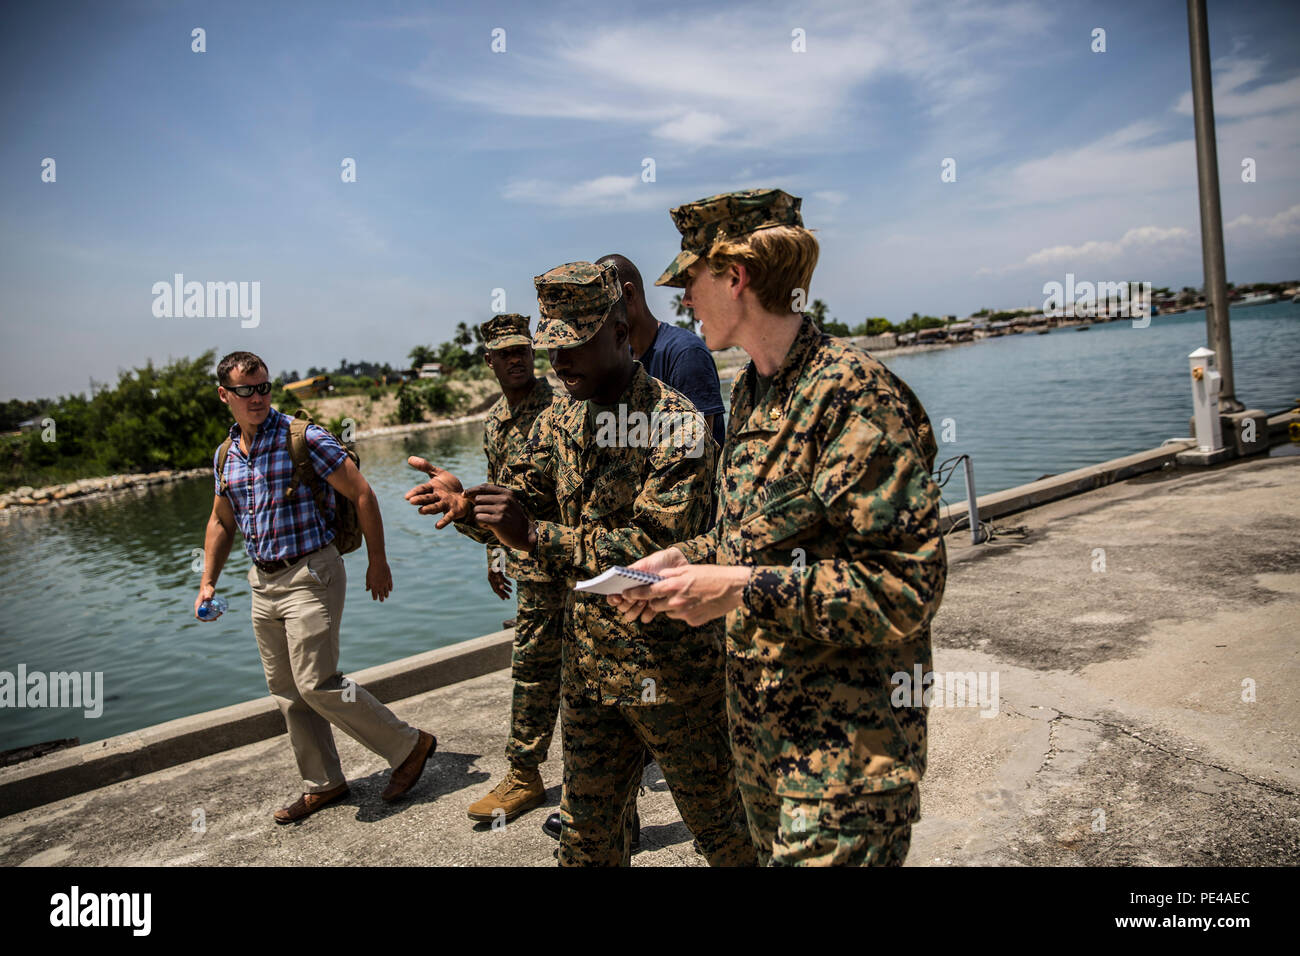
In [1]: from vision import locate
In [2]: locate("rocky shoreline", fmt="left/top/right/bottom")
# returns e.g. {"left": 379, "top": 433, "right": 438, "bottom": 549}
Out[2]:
{"left": 0, "top": 409, "right": 495, "bottom": 517}
{"left": 348, "top": 408, "right": 491, "bottom": 443}
{"left": 0, "top": 469, "right": 211, "bottom": 515}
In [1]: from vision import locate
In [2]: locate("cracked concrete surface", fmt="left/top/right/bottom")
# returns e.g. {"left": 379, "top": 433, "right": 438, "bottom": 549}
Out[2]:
{"left": 0, "top": 456, "right": 1296, "bottom": 866}
{"left": 916, "top": 455, "right": 1300, "bottom": 866}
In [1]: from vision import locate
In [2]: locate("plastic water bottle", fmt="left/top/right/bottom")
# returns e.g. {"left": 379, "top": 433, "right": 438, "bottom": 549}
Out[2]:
{"left": 197, "top": 596, "right": 229, "bottom": 621}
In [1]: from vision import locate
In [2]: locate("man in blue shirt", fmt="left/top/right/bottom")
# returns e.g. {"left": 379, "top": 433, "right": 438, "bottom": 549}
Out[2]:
{"left": 597, "top": 254, "right": 726, "bottom": 447}
{"left": 196, "top": 350, "right": 436, "bottom": 824}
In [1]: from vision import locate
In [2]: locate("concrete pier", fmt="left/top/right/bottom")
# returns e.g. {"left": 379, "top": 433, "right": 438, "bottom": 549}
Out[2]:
{"left": 1, "top": 452, "right": 1296, "bottom": 866}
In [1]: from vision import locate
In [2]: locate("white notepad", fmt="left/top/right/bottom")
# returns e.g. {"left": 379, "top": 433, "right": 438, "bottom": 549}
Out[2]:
{"left": 574, "top": 566, "right": 665, "bottom": 595}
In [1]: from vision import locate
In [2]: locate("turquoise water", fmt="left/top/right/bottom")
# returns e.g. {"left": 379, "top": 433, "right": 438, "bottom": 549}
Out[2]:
{"left": 875, "top": 304, "right": 1299, "bottom": 501}
{"left": 0, "top": 303, "right": 1296, "bottom": 750}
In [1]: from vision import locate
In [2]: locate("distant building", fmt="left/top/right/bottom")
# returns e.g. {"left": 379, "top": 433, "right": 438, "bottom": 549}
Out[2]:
{"left": 418, "top": 363, "right": 443, "bottom": 379}
{"left": 946, "top": 321, "right": 975, "bottom": 342}
{"left": 285, "top": 375, "right": 330, "bottom": 398}
{"left": 849, "top": 332, "right": 898, "bottom": 351}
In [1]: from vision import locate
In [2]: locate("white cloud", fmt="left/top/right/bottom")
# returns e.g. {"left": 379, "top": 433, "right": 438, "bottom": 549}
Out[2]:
{"left": 1173, "top": 55, "right": 1300, "bottom": 119}
{"left": 968, "top": 224, "right": 1197, "bottom": 276}
{"left": 982, "top": 121, "right": 1196, "bottom": 210}
{"left": 653, "top": 111, "right": 732, "bottom": 145}
{"left": 408, "top": 0, "right": 1050, "bottom": 154}
{"left": 1225, "top": 203, "right": 1300, "bottom": 238}
{"left": 976, "top": 203, "right": 1300, "bottom": 280}
{"left": 1023, "top": 225, "right": 1193, "bottom": 266}
{"left": 501, "top": 174, "right": 657, "bottom": 210}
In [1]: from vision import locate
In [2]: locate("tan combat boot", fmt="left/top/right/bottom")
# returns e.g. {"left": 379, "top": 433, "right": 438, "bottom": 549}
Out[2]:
{"left": 467, "top": 766, "right": 545, "bottom": 822}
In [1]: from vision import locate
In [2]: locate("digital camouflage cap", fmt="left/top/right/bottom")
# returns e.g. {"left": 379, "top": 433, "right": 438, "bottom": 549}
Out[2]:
{"left": 655, "top": 188, "right": 804, "bottom": 288}
{"left": 533, "top": 261, "right": 622, "bottom": 349}
{"left": 480, "top": 313, "right": 532, "bottom": 350}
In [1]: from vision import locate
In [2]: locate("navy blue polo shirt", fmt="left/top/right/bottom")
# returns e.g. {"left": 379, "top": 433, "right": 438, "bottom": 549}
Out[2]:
{"left": 637, "top": 321, "right": 726, "bottom": 447}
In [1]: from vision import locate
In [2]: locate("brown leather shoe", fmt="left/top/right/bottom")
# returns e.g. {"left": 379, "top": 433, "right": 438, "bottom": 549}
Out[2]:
{"left": 274, "top": 783, "right": 350, "bottom": 824}
{"left": 382, "top": 730, "right": 437, "bottom": 802}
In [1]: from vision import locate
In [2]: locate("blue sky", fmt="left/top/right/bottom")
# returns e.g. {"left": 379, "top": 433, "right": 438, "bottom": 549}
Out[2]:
{"left": 2, "top": 0, "right": 1298, "bottom": 399}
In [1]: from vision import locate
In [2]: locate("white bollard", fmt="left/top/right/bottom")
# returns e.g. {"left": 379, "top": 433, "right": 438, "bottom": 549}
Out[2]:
{"left": 1188, "top": 347, "right": 1223, "bottom": 452}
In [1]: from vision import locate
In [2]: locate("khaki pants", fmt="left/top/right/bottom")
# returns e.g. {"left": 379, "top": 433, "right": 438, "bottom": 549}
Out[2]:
{"left": 249, "top": 543, "right": 418, "bottom": 793}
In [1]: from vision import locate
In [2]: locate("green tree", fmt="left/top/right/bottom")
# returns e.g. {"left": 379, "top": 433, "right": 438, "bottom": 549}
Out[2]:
{"left": 408, "top": 345, "right": 436, "bottom": 370}
{"left": 395, "top": 382, "right": 425, "bottom": 424}
{"left": 469, "top": 323, "right": 487, "bottom": 363}
{"left": 422, "top": 381, "right": 456, "bottom": 414}
{"left": 860, "top": 317, "right": 895, "bottom": 336}
{"left": 436, "top": 341, "right": 471, "bottom": 372}
{"left": 809, "top": 299, "right": 854, "bottom": 335}
{"left": 670, "top": 293, "right": 700, "bottom": 336}
{"left": 0, "top": 398, "right": 49, "bottom": 432}
{"left": 898, "top": 313, "right": 946, "bottom": 334}
{"left": 2, "top": 350, "right": 230, "bottom": 489}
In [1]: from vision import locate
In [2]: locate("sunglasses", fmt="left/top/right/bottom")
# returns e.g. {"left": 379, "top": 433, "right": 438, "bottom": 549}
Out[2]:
{"left": 225, "top": 382, "right": 273, "bottom": 398}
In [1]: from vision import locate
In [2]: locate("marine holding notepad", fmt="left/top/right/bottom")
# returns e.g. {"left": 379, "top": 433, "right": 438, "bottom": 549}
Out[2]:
{"left": 403, "top": 260, "right": 754, "bottom": 867}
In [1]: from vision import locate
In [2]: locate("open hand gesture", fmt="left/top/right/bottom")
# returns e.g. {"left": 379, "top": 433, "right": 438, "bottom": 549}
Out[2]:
{"left": 405, "top": 456, "right": 473, "bottom": 529}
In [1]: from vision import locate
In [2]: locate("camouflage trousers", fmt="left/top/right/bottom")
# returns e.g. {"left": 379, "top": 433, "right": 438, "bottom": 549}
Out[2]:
{"left": 557, "top": 690, "right": 757, "bottom": 867}
{"left": 735, "top": 778, "right": 919, "bottom": 866}
{"left": 504, "top": 586, "right": 564, "bottom": 773}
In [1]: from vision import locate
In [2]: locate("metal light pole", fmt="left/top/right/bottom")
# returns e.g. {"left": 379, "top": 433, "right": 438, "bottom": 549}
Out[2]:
{"left": 1186, "top": 0, "right": 1243, "bottom": 411}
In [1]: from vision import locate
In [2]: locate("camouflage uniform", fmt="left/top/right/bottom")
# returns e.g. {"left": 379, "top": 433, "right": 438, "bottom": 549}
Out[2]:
{"left": 472, "top": 313, "right": 567, "bottom": 773}
{"left": 493, "top": 262, "right": 754, "bottom": 867}
{"left": 657, "top": 190, "right": 947, "bottom": 866}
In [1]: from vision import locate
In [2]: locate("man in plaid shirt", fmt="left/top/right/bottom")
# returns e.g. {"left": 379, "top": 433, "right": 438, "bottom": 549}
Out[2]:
{"left": 196, "top": 351, "right": 436, "bottom": 824}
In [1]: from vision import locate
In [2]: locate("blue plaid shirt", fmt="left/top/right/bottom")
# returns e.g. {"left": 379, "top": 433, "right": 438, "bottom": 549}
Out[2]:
{"left": 214, "top": 408, "right": 348, "bottom": 563}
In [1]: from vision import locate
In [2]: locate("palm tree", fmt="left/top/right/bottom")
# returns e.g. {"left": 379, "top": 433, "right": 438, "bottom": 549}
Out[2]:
{"left": 408, "top": 345, "right": 436, "bottom": 370}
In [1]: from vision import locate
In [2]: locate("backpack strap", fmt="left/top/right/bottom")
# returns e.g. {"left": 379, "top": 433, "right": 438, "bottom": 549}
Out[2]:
{"left": 283, "top": 413, "right": 319, "bottom": 502}
{"left": 216, "top": 437, "right": 234, "bottom": 496}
